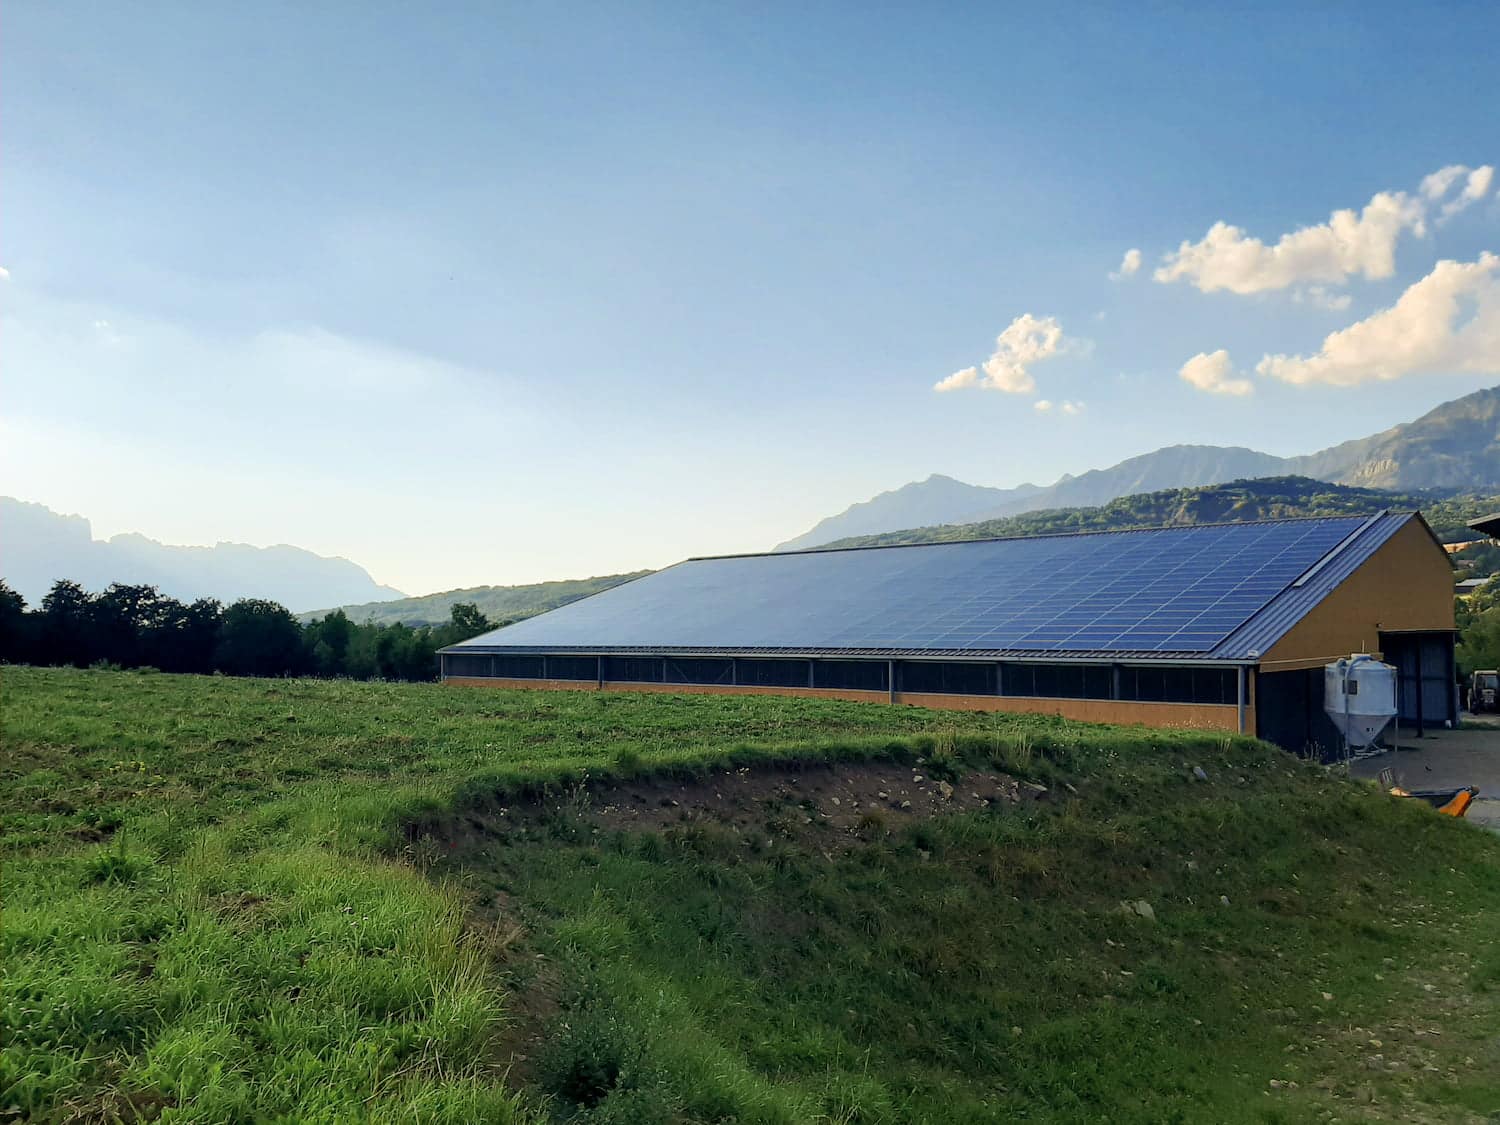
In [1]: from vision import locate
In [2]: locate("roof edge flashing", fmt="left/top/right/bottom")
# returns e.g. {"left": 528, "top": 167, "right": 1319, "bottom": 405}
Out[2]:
{"left": 696, "top": 510, "right": 1421, "bottom": 563}
{"left": 1290, "top": 510, "right": 1389, "bottom": 588}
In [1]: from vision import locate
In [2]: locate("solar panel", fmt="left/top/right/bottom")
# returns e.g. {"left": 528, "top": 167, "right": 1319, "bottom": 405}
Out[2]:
{"left": 450, "top": 517, "right": 1388, "bottom": 656}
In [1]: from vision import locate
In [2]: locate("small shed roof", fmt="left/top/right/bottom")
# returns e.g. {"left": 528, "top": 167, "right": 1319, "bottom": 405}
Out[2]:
{"left": 1469, "top": 513, "right": 1500, "bottom": 538}
{"left": 445, "top": 513, "right": 1424, "bottom": 664}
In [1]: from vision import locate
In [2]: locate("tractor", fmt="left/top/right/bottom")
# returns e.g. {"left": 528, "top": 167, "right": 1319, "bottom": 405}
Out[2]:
{"left": 1467, "top": 670, "right": 1499, "bottom": 713}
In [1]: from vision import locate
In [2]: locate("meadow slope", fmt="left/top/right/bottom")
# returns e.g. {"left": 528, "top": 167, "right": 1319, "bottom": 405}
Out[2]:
{"left": 3, "top": 666, "right": 1499, "bottom": 1123}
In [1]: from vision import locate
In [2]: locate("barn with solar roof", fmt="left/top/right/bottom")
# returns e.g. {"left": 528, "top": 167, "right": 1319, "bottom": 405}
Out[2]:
{"left": 439, "top": 513, "right": 1456, "bottom": 756}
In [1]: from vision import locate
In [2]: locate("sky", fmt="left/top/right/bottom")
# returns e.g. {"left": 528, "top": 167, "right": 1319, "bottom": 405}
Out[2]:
{"left": 4, "top": 2, "right": 1499, "bottom": 595}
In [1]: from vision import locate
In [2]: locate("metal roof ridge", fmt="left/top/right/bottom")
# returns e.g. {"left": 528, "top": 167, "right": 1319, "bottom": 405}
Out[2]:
{"left": 688, "top": 510, "right": 1415, "bottom": 562}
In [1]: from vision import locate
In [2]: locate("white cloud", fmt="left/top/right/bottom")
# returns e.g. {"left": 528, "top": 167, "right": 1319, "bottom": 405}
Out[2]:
{"left": 1296, "top": 286, "right": 1353, "bottom": 312}
{"left": 1420, "top": 165, "right": 1468, "bottom": 200}
{"left": 1153, "top": 164, "right": 1493, "bottom": 295}
{"left": 1442, "top": 166, "right": 1493, "bottom": 220}
{"left": 934, "top": 313, "right": 1065, "bottom": 394}
{"left": 1034, "top": 398, "right": 1085, "bottom": 415}
{"left": 1257, "top": 253, "right": 1500, "bottom": 387}
{"left": 1421, "top": 164, "right": 1493, "bottom": 219}
{"left": 1179, "top": 349, "right": 1254, "bottom": 396}
{"left": 1154, "top": 191, "right": 1424, "bottom": 294}
{"left": 934, "top": 366, "right": 978, "bottom": 392}
{"left": 0, "top": 265, "right": 10, "bottom": 281}
{"left": 1109, "top": 248, "right": 1142, "bottom": 281}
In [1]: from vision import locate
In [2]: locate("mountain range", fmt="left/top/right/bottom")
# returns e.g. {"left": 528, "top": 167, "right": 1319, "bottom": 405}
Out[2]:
{"left": 1, "top": 497, "right": 404, "bottom": 612}
{"left": 776, "top": 385, "right": 1500, "bottom": 550}
{"left": 10, "top": 385, "right": 1500, "bottom": 617}
{"left": 814, "top": 476, "right": 1497, "bottom": 551}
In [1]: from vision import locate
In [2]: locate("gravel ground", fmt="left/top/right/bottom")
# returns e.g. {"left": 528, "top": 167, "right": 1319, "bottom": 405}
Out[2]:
{"left": 1350, "top": 724, "right": 1500, "bottom": 831}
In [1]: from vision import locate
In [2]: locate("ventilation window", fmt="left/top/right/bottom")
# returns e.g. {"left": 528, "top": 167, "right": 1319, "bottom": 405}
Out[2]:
{"left": 734, "top": 659, "right": 812, "bottom": 687}
{"left": 813, "top": 660, "right": 889, "bottom": 692}
{"left": 897, "top": 662, "right": 997, "bottom": 695}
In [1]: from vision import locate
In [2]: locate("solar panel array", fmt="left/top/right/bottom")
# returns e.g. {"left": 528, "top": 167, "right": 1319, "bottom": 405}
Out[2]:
{"left": 452, "top": 517, "right": 1379, "bottom": 656}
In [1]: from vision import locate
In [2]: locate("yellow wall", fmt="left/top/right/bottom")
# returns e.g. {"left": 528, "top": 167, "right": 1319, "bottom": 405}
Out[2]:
{"left": 445, "top": 677, "right": 1242, "bottom": 733}
{"left": 1262, "top": 518, "right": 1454, "bottom": 672}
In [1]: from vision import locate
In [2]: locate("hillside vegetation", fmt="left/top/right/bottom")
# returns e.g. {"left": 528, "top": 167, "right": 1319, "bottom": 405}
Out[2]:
{"left": 5, "top": 667, "right": 1499, "bottom": 1122}
{"left": 305, "top": 572, "right": 650, "bottom": 627}
{"left": 817, "top": 476, "right": 1500, "bottom": 550}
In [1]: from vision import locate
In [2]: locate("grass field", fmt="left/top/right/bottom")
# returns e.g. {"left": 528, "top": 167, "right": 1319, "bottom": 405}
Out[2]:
{"left": 4, "top": 665, "right": 1500, "bottom": 1123}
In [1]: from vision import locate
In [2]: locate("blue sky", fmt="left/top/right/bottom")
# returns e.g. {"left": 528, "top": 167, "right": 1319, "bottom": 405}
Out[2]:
{"left": 4, "top": 2, "right": 1498, "bottom": 593}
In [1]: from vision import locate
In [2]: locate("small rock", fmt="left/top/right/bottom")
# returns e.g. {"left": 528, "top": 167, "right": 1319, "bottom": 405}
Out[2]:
{"left": 1192, "top": 766, "right": 1209, "bottom": 782}
{"left": 900, "top": 800, "right": 911, "bottom": 810}
{"left": 912, "top": 774, "right": 925, "bottom": 783}
{"left": 936, "top": 781, "right": 954, "bottom": 799}
{"left": 830, "top": 797, "right": 841, "bottom": 807}
{"left": 1321, "top": 991, "right": 1334, "bottom": 1001}
{"left": 1220, "top": 895, "right": 1231, "bottom": 907}
{"left": 1125, "top": 899, "right": 1155, "bottom": 921}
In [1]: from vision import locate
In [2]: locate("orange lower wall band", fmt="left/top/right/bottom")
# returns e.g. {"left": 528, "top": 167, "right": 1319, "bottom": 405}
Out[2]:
{"left": 444, "top": 677, "right": 1244, "bottom": 733}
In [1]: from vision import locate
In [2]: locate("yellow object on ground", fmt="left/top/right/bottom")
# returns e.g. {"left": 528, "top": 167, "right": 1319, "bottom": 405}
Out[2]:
{"left": 1388, "top": 785, "right": 1480, "bottom": 817}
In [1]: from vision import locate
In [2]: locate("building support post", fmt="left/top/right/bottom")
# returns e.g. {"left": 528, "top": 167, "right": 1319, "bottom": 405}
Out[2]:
{"left": 887, "top": 660, "right": 896, "bottom": 704}
{"left": 1414, "top": 642, "right": 1425, "bottom": 738}
{"left": 1236, "top": 666, "right": 1247, "bottom": 735}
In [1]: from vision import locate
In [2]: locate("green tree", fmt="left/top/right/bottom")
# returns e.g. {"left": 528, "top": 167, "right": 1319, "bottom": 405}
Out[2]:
{"left": 448, "top": 602, "right": 491, "bottom": 637}
{"left": 92, "top": 583, "right": 171, "bottom": 667}
{"left": 216, "top": 599, "right": 307, "bottom": 677}
{"left": 0, "top": 580, "right": 29, "bottom": 663}
{"left": 304, "top": 609, "right": 354, "bottom": 677}
{"left": 153, "top": 598, "right": 223, "bottom": 673}
{"left": 40, "top": 580, "right": 96, "bottom": 666}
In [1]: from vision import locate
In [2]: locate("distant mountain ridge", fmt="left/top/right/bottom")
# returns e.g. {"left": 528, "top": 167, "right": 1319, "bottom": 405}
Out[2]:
{"left": 2, "top": 498, "right": 405, "bottom": 612}
{"left": 814, "top": 476, "right": 1496, "bottom": 551}
{"left": 777, "top": 385, "right": 1500, "bottom": 550}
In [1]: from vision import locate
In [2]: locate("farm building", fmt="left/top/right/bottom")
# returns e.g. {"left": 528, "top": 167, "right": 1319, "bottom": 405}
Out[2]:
{"left": 440, "top": 513, "right": 1456, "bottom": 756}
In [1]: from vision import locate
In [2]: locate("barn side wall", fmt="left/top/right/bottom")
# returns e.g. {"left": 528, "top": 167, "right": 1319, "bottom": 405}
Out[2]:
{"left": 444, "top": 676, "right": 1241, "bottom": 732}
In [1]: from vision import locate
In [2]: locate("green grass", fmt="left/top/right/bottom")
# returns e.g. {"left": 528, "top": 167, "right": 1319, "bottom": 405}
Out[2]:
{"left": 4, "top": 665, "right": 1500, "bottom": 1123}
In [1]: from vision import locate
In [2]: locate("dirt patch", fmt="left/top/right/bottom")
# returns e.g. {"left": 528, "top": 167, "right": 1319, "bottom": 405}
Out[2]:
{"left": 432, "top": 759, "right": 1055, "bottom": 854}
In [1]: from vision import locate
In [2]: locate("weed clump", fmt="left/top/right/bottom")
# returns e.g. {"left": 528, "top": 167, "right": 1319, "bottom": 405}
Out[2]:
{"left": 81, "top": 834, "right": 152, "bottom": 886}
{"left": 538, "top": 1008, "right": 645, "bottom": 1110}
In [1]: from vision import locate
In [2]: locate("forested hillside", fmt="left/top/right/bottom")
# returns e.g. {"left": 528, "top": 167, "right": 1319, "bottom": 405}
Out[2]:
{"left": 305, "top": 571, "right": 651, "bottom": 626}
{"left": 816, "top": 477, "right": 1500, "bottom": 550}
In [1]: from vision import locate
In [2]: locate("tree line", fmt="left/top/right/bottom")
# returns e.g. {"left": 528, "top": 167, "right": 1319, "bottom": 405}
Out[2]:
{"left": 0, "top": 579, "right": 497, "bottom": 680}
